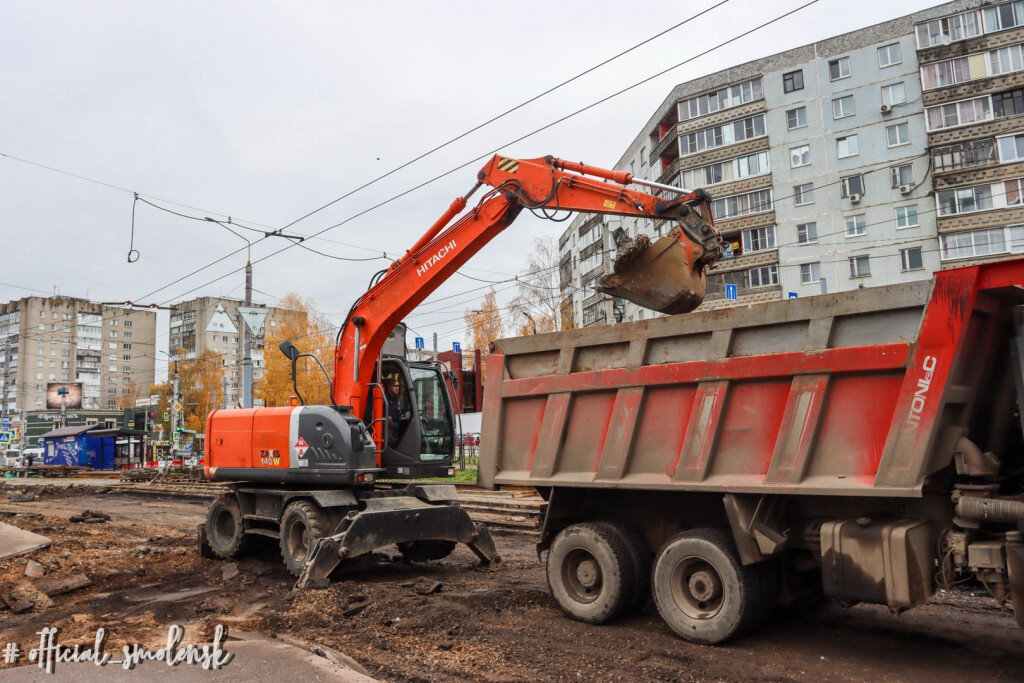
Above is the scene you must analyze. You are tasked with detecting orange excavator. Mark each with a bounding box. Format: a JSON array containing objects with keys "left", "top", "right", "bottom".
[{"left": 200, "top": 154, "right": 721, "bottom": 586}]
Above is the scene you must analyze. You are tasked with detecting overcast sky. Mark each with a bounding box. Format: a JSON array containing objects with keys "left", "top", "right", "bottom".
[{"left": 0, "top": 0, "right": 942, "bottom": 379}]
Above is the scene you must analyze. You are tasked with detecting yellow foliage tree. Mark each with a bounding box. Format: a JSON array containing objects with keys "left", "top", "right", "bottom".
[
  {"left": 257, "top": 293, "right": 335, "bottom": 407},
  {"left": 175, "top": 348, "right": 226, "bottom": 432},
  {"left": 464, "top": 288, "right": 505, "bottom": 354}
]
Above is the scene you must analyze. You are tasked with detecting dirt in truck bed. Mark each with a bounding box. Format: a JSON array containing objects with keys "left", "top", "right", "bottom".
[{"left": 1, "top": 484, "right": 1023, "bottom": 681}]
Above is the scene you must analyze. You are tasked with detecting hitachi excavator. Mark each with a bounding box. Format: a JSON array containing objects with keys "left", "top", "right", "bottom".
[{"left": 200, "top": 154, "right": 722, "bottom": 587}]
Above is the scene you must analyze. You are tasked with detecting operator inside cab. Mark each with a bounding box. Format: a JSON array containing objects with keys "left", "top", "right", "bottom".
[{"left": 384, "top": 375, "right": 412, "bottom": 446}]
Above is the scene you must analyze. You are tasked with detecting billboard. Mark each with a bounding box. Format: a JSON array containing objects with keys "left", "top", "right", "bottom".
[{"left": 45, "top": 382, "right": 83, "bottom": 410}]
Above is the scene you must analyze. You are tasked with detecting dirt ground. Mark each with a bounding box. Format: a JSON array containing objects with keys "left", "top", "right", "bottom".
[{"left": 2, "top": 484, "right": 1024, "bottom": 681}]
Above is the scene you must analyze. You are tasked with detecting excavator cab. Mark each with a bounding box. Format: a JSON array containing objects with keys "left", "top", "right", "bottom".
[{"left": 370, "top": 357, "right": 457, "bottom": 478}]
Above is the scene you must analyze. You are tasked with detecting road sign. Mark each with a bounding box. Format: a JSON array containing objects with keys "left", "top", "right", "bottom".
[
  {"left": 0, "top": 431, "right": 11, "bottom": 444},
  {"left": 1, "top": 417, "right": 9, "bottom": 429},
  {"left": 414, "top": 337, "right": 425, "bottom": 350},
  {"left": 172, "top": 403, "right": 182, "bottom": 412},
  {"left": 788, "top": 292, "right": 798, "bottom": 299},
  {"left": 725, "top": 284, "right": 738, "bottom": 300},
  {"left": 453, "top": 342, "right": 462, "bottom": 353}
]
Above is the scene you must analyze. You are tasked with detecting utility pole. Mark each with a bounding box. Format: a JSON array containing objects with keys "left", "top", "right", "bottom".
[
  {"left": 432, "top": 332, "right": 438, "bottom": 362},
  {"left": 241, "top": 260, "right": 254, "bottom": 409},
  {"left": 223, "top": 376, "right": 228, "bottom": 409},
  {"left": 170, "top": 370, "right": 181, "bottom": 458},
  {"left": 58, "top": 387, "right": 68, "bottom": 428},
  {"left": 1, "top": 335, "right": 10, "bottom": 419}
]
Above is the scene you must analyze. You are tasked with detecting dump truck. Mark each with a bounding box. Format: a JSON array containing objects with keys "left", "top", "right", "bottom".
[{"left": 478, "top": 257, "right": 1024, "bottom": 643}]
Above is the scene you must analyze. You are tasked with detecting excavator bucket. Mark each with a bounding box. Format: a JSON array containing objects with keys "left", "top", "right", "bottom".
[{"left": 597, "top": 225, "right": 709, "bottom": 315}]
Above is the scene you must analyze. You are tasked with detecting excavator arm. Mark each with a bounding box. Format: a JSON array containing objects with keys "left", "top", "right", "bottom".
[{"left": 332, "top": 154, "right": 721, "bottom": 417}]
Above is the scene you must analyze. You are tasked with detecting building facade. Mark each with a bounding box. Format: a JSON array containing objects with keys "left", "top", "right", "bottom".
[
  {"left": 561, "top": 0, "right": 1021, "bottom": 327},
  {"left": 0, "top": 297, "right": 157, "bottom": 413},
  {"left": 168, "top": 296, "right": 291, "bottom": 406}
]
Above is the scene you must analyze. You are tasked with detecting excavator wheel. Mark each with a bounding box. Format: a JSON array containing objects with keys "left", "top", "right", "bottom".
[
  {"left": 398, "top": 539, "right": 458, "bottom": 562},
  {"left": 280, "top": 500, "right": 332, "bottom": 577},
  {"left": 206, "top": 494, "right": 248, "bottom": 560}
]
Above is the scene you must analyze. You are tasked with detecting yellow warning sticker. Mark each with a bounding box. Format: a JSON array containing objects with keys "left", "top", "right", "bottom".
[
  {"left": 497, "top": 158, "right": 520, "bottom": 173},
  {"left": 603, "top": 200, "right": 617, "bottom": 209}
]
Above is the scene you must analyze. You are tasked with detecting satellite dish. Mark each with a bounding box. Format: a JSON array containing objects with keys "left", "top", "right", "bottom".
[{"left": 941, "top": 34, "right": 951, "bottom": 45}]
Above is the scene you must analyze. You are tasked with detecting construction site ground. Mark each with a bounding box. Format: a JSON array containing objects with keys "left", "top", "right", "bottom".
[{"left": 2, "top": 479, "right": 1023, "bottom": 681}]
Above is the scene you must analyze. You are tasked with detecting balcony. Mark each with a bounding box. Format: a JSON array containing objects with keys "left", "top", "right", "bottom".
[{"left": 932, "top": 138, "right": 997, "bottom": 173}]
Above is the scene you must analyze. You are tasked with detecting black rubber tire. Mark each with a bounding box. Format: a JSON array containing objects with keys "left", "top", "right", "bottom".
[
  {"left": 279, "top": 500, "right": 331, "bottom": 577},
  {"left": 205, "top": 494, "right": 248, "bottom": 560},
  {"left": 398, "top": 540, "right": 458, "bottom": 562},
  {"left": 603, "top": 522, "right": 653, "bottom": 613},
  {"left": 651, "top": 528, "right": 770, "bottom": 644},
  {"left": 545, "top": 522, "right": 638, "bottom": 624}
]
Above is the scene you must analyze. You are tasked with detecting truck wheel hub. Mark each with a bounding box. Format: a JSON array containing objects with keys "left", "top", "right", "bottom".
[
  {"left": 576, "top": 559, "right": 600, "bottom": 588},
  {"left": 688, "top": 569, "right": 720, "bottom": 602}
]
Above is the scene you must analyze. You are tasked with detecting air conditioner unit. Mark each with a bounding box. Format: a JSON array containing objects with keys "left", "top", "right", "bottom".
[
  {"left": 880, "top": 104, "right": 892, "bottom": 114},
  {"left": 899, "top": 184, "right": 912, "bottom": 195},
  {"left": 849, "top": 193, "right": 862, "bottom": 203}
]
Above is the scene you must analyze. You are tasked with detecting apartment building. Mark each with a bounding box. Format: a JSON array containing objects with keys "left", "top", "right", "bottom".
[
  {"left": 0, "top": 296, "right": 156, "bottom": 412},
  {"left": 168, "top": 296, "right": 293, "bottom": 406},
  {"left": 919, "top": 2, "right": 1024, "bottom": 264},
  {"left": 561, "top": 0, "right": 1013, "bottom": 327}
]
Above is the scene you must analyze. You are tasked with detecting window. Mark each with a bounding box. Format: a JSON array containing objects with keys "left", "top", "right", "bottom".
[
  {"left": 837, "top": 135, "right": 859, "bottom": 158},
  {"left": 123, "top": 365, "right": 131, "bottom": 373},
  {"left": 783, "top": 70, "right": 803, "bottom": 93},
  {"left": 886, "top": 122, "right": 910, "bottom": 147},
  {"left": 790, "top": 145, "right": 810, "bottom": 167},
  {"left": 832, "top": 95, "right": 855, "bottom": 119},
  {"left": 742, "top": 226, "right": 776, "bottom": 253},
  {"left": 797, "top": 222, "right": 818, "bottom": 243},
  {"left": 921, "top": 58, "right": 971, "bottom": 90},
  {"left": 1006, "top": 178, "right": 1024, "bottom": 206},
  {"left": 989, "top": 45, "right": 1024, "bottom": 76},
  {"left": 999, "top": 133, "right": 1024, "bottom": 163},
  {"left": 900, "top": 247, "right": 924, "bottom": 271},
  {"left": 878, "top": 43, "right": 902, "bottom": 68},
  {"left": 994, "top": 88, "right": 1024, "bottom": 118},
  {"left": 123, "top": 354, "right": 131, "bottom": 361},
  {"left": 124, "top": 332, "right": 132, "bottom": 339},
  {"left": 710, "top": 189, "right": 772, "bottom": 220},
  {"left": 748, "top": 265, "right": 779, "bottom": 288},
  {"left": 841, "top": 175, "right": 864, "bottom": 198},
  {"left": 896, "top": 205, "right": 920, "bottom": 228},
  {"left": 984, "top": 2, "right": 1024, "bottom": 32},
  {"left": 845, "top": 214, "right": 867, "bottom": 237},
  {"left": 800, "top": 262, "right": 822, "bottom": 284},
  {"left": 680, "top": 114, "right": 766, "bottom": 155},
  {"left": 38, "top": 324, "right": 45, "bottom": 331},
  {"left": 926, "top": 97, "right": 993, "bottom": 131},
  {"left": 937, "top": 184, "right": 994, "bottom": 215},
  {"left": 794, "top": 184, "right": 814, "bottom": 206},
  {"left": 849, "top": 255, "right": 871, "bottom": 278},
  {"left": 124, "top": 320, "right": 132, "bottom": 328},
  {"left": 681, "top": 151, "right": 770, "bottom": 187},
  {"left": 109, "top": 365, "right": 117, "bottom": 372},
  {"left": 940, "top": 228, "right": 1007, "bottom": 260},
  {"left": 108, "top": 342, "right": 117, "bottom": 349},
  {"left": 915, "top": 12, "right": 982, "bottom": 49},
  {"left": 828, "top": 57, "right": 851, "bottom": 81},
  {"left": 109, "top": 330, "right": 117, "bottom": 338},
  {"left": 882, "top": 82, "right": 906, "bottom": 107},
  {"left": 678, "top": 77, "right": 764, "bottom": 121},
  {"left": 932, "top": 138, "right": 997, "bottom": 170},
  {"left": 891, "top": 164, "right": 914, "bottom": 188},
  {"left": 786, "top": 106, "right": 807, "bottom": 130},
  {"left": 122, "top": 343, "right": 132, "bottom": 350}
]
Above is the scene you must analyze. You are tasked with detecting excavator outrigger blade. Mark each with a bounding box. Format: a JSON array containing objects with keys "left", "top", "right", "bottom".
[{"left": 597, "top": 195, "right": 722, "bottom": 315}]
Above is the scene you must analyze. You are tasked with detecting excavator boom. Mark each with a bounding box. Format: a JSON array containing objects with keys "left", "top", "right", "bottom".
[{"left": 333, "top": 154, "right": 721, "bottom": 416}]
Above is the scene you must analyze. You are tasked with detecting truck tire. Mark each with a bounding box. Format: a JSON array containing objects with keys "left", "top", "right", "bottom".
[
  {"left": 651, "top": 528, "right": 770, "bottom": 644},
  {"left": 546, "top": 522, "right": 637, "bottom": 624},
  {"left": 279, "top": 500, "right": 331, "bottom": 577},
  {"left": 398, "top": 540, "right": 457, "bottom": 562},
  {"left": 603, "top": 521, "right": 652, "bottom": 612},
  {"left": 206, "top": 494, "right": 248, "bottom": 559}
]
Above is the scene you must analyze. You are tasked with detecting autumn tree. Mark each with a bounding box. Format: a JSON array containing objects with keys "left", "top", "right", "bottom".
[
  {"left": 175, "top": 348, "right": 226, "bottom": 432},
  {"left": 464, "top": 288, "right": 505, "bottom": 354},
  {"left": 508, "top": 237, "right": 572, "bottom": 335},
  {"left": 257, "top": 293, "right": 336, "bottom": 407}
]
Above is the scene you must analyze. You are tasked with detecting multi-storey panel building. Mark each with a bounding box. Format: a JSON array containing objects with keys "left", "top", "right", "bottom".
[
  {"left": 168, "top": 296, "right": 294, "bottom": 406},
  {"left": 561, "top": 0, "right": 1010, "bottom": 327},
  {"left": 0, "top": 297, "right": 156, "bottom": 412}
]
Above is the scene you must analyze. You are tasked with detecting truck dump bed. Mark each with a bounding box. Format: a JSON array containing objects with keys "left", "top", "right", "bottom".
[{"left": 478, "top": 258, "right": 1024, "bottom": 497}]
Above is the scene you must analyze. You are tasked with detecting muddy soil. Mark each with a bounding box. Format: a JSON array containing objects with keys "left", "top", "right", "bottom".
[{"left": 2, "top": 484, "right": 1023, "bottom": 681}]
